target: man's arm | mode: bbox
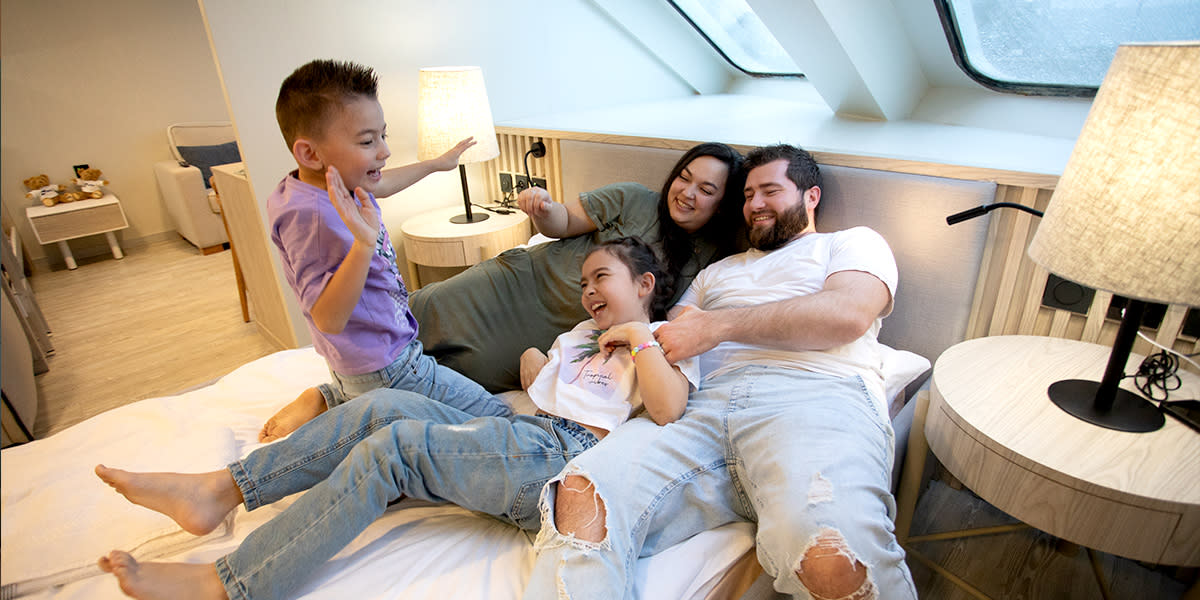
[654,270,892,364]
[374,138,475,198]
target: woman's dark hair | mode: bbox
[586,237,671,321]
[656,142,746,287]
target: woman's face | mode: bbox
[665,155,729,233]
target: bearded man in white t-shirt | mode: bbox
[523,144,917,600]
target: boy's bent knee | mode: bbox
[554,475,607,542]
[795,528,877,600]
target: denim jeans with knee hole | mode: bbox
[316,338,511,418]
[524,367,917,600]
[216,388,597,600]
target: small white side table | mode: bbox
[400,205,530,289]
[26,193,129,270]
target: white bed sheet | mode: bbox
[1,348,755,600]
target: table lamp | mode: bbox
[417,66,501,224]
[1026,42,1200,433]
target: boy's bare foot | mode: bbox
[99,551,227,600]
[260,386,327,442]
[95,465,240,536]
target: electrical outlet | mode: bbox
[499,172,513,193]
[514,174,531,191]
[531,177,547,189]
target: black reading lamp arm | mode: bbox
[946,202,1044,225]
[524,140,546,188]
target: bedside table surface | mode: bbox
[401,205,528,239]
[26,193,121,217]
[929,335,1200,565]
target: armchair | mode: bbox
[153,122,241,254]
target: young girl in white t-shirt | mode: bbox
[521,236,700,438]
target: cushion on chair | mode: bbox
[177,142,241,189]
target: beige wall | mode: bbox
[1,0,229,268]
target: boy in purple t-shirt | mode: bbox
[260,59,509,441]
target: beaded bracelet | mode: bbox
[630,340,661,359]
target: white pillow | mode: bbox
[880,344,932,418]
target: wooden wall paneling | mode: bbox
[547,138,564,204]
[496,133,565,205]
[966,187,1011,339]
[987,187,1036,336]
[1156,305,1188,349]
[1080,290,1114,344]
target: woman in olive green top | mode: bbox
[410,142,745,392]
[259,142,744,441]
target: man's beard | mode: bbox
[748,203,809,250]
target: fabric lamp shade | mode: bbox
[417,66,500,164]
[1027,42,1200,308]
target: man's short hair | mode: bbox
[744,144,822,194]
[275,59,379,149]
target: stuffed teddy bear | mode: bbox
[24,174,64,207]
[73,168,109,199]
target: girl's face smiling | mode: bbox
[666,155,729,233]
[580,250,654,329]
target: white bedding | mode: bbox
[1,348,756,600]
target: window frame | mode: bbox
[934,0,1098,98]
[666,0,804,79]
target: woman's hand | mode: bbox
[598,322,655,357]
[517,187,554,218]
[430,137,477,172]
[520,347,549,390]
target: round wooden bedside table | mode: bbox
[925,335,1200,568]
[400,205,530,289]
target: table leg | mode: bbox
[406,260,421,291]
[57,241,77,270]
[105,231,124,260]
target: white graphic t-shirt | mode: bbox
[528,320,700,433]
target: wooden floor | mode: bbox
[905,474,1196,600]
[17,238,1197,598]
[28,237,280,438]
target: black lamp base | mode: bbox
[449,212,489,224]
[1048,379,1164,433]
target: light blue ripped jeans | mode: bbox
[214,388,598,600]
[317,338,510,418]
[523,367,917,600]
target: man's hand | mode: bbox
[326,166,380,246]
[654,306,722,363]
[520,347,549,390]
[430,137,477,172]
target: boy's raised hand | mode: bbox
[430,137,477,172]
[326,166,380,246]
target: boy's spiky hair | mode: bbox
[275,59,379,149]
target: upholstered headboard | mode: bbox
[558,140,996,364]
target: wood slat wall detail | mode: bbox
[490,129,1197,374]
[967,184,1198,374]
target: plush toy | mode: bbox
[24,174,64,207]
[73,168,109,199]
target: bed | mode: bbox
[1,147,998,599]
